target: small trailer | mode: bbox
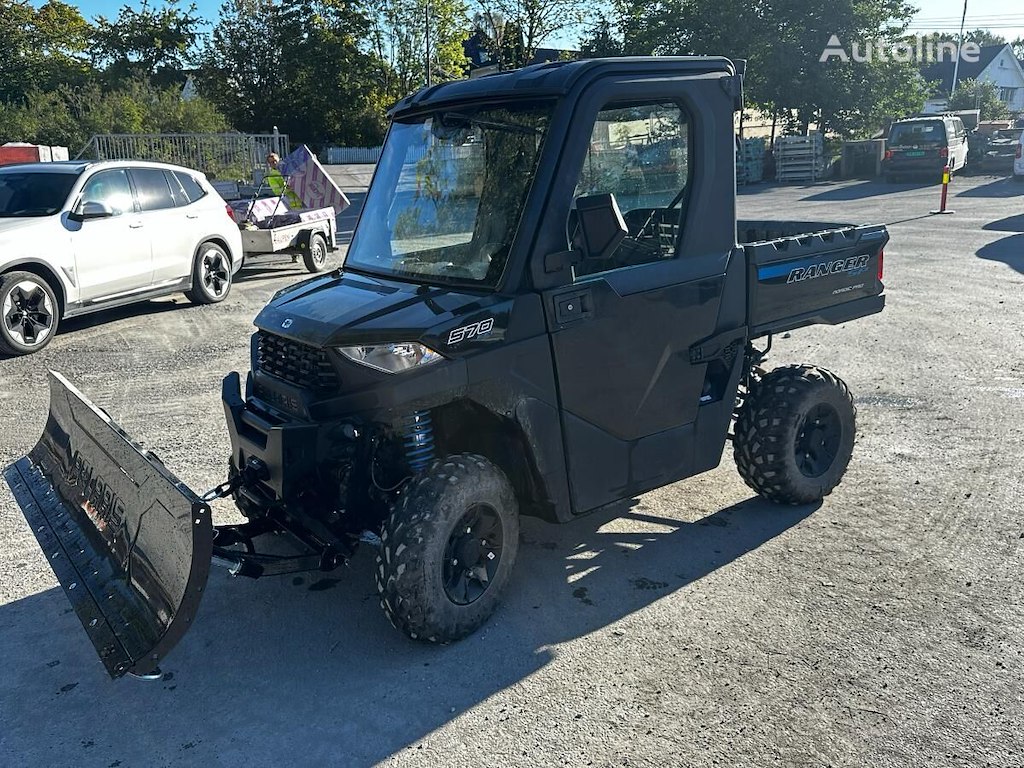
[238,208,339,273]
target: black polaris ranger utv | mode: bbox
[4,57,887,678]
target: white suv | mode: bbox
[0,160,243,355]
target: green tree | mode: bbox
[201,0,389,148]
[474,0,591,69]
[0,1,93,103]
[369,0,469,98]
[579,0,929,139]
[91,0,203,86]
[0,81,229,151]
[948,78,1010,120]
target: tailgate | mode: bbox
[3,372,212,678]
[744,223,888,335]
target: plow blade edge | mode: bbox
[3,372,212,679]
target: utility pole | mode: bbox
[424,1,432,87]
[950,0,968,97]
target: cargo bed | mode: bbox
[739,219,887,337]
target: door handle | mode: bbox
[128,222,144,229]
[186,213,200,219]
[553,289,593,325]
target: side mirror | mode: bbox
[70,200,115,222]
[573,193,627,261]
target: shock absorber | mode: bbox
[402,410,435,474]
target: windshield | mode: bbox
[888,122,946,148]
[0,169,81,217]
[344,101,554,288]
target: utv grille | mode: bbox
[256,332,339,392]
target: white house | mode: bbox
[920,44,1024,113]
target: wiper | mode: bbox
[441,112,543,136]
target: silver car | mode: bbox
[0,160,244,355]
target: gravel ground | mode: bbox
[0,174,1021,767]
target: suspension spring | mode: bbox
[402,410,435,474]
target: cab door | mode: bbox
[72,168,152,302]
[538,76,743,514]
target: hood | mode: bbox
[0,217,47,240]
[255,270,507,350]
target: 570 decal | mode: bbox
[787,254,870,284]
[447,317,495,346]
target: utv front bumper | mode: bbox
[221,371,319,504]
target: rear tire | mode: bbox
[0,271,59,356]
[376,453,519,643]
[733,365,856,504]
[185,243,232,304]
[302,232,329,273]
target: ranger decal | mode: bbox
[787,254,870,284]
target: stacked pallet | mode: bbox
[736,137,766,185]
[774,133,825,183]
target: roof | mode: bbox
[920,44,1009,93]
[0,161,90,174]
[0,159,204,175]
[390,56,738,118]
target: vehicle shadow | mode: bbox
[955,177,1024,197]
[977,234,1024,273]
[56,298,186,335]
[983,214,1024,233]
[0,494,814,766]
[800,180,932,202]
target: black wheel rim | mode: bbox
[3,280,54,347]
[201,250,229,297]
[795,403,842,478]
[442,504,504,606]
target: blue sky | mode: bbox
[47,1,1024,48]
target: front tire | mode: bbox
[733,365,856,504]
[376,454,520,643]
[0,271,59,356]
[185,243,232,304]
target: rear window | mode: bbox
[131,168,176,211]
[888,122,947,147]
[171,171,207,204]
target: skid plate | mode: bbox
[3,372,212,678]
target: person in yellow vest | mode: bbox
[265,153,304,209]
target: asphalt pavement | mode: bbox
[0,173,1021,767]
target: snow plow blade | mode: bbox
[2,372,212,679]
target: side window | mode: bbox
[80,170,134,216]
[131,168,176,211]
[165,170,191,207]
[173,171,207,204]
[572,101,691,279]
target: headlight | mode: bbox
[337,342,444,374]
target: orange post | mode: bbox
[931,165,955,215]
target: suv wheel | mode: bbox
[376,454,520,643]
[733,365,856,504]
[185,243,232,304]
[0,272,59,356]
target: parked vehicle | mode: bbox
[4,57,889,678]
[0,160,243,356]
[883,115,969,182]
[974,129,1024,175]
